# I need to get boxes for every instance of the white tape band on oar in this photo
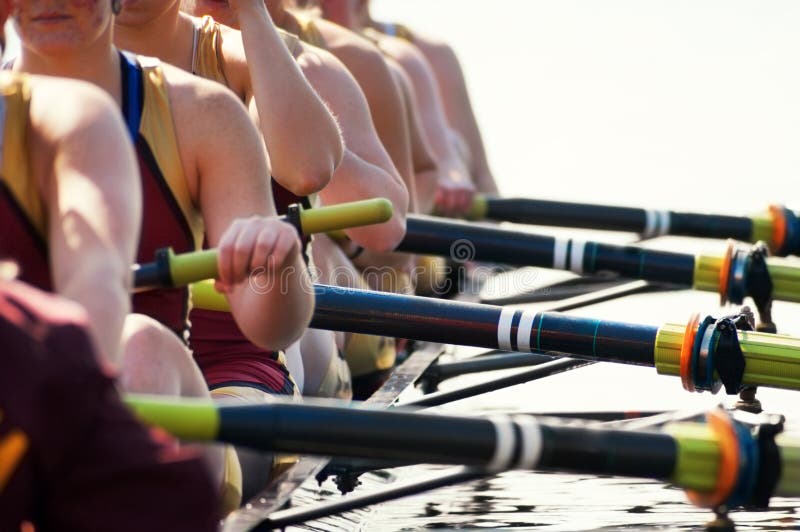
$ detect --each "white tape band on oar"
[497,308,515,351]
[569,240,585,274]
[516,311,537,353]
[658,211,671,236]
[553,238,569,270]
[512,415,543,470]
[644,210,671,238]
[643,210,657,238]
[487,415,516,472]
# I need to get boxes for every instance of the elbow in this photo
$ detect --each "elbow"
[285,168,333,197]
[356,213,406,253]
[280,148,341,197]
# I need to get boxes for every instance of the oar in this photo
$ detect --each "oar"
[130,236,800,396]
[133,198,392,290]
[126,395,800,510]
[395,215,800,321]
[466,196,800,257]
[179,279,800,395]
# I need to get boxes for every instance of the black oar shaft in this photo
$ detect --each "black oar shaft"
[482,198,754,242]
[310,285,659,367]
[398,216,696,285]
[220,403,498,465]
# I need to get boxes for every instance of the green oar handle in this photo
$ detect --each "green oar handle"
[430,194,490,220]
[694,254,800,303]
[126,394,220,441]
[654,323,800,390]
[300,197,393,235]
[133,198,393,290]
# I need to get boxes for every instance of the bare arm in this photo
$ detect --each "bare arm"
[171,73,313,350]
[414,36,499,195]
[379,36,475,216]
[35,80,141,366]
[387,55,439,215]
[225,4,343,195]
[320,26,417,212]
[299,46,408,251]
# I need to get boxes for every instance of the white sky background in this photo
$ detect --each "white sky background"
[371,1,800,213]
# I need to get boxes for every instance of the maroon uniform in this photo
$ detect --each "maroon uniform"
[188,16,300,396]
[0,280,217,531]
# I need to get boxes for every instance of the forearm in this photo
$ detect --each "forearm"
[238,6,342,194]
[228,254,313,350]
[57,258,129,365]
[320,149,408,251]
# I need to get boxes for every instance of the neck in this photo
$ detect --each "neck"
[114,8,194,72]
[16,30,122,105]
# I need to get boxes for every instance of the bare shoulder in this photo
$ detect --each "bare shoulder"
[25,74,126,145]
[405,32,462,72]
[315,21,396,86]
[158,62,250,136]
[294,41,359,91]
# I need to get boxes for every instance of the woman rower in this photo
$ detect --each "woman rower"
[182,0,412,397]
[0,1,217,525]
[12,0,314,513]
[114,0,348,498]
[358,0,500,196]
[303,0,481,216]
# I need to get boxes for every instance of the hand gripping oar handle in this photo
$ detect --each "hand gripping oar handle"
[125,395,800,510]
[192,283,800,392]
[133,198,393,290]
[464,196,800,256]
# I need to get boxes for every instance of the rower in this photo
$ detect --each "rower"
[0,277,217,531]
[12,0,314,513]
[359,0,500,196]
[114,0,345,499]
[183,0,411,398]
[282,0,473,295]
[306,0,479,217]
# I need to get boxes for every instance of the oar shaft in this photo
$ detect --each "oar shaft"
[396,216,800,303]
[126,395,800,503]
[398,216,694,284]
[309,285,800,392]
[473,197,798,255]
[310,285,659,365]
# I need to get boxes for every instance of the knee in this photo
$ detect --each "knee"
[119,314,194,395]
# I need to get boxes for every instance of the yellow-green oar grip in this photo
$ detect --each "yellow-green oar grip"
[124,394,220,441]
[169,249,219,288]
[465,195,489,220]
[191,279,231,312]
[301,198,393,235]
[654,323,800,391]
